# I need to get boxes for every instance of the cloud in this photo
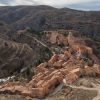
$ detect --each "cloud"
[0,0,35,5]
[67,1,100,10]
[0,0,100,10]
[0,4,5,6]
[5,0,94,6]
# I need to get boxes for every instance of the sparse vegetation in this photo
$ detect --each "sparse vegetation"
[0,5,100,100]
[27,28,45,37]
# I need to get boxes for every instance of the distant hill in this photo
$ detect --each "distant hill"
[0,5,100,36]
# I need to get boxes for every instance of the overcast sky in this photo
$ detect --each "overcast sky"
[0,0,100,11]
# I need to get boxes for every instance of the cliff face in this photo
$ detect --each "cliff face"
[0,30,99,99]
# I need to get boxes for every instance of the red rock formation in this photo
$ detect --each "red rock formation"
[67,30,100,64]
[48,54,59,64]
[0,30,100,98]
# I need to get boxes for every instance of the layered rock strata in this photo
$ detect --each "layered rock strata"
[0,30,99,98]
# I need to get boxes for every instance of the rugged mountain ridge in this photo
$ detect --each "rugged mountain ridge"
[0,5,100,36]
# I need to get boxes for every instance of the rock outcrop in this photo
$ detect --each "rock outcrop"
[0,30,99,98]
[67,30,100,64]
[0,38,34,78]
[44,30,69,45]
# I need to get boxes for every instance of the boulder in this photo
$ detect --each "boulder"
[53,61,62,69]
[48,54,59,64]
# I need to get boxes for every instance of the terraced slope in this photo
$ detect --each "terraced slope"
[0,38,34,78]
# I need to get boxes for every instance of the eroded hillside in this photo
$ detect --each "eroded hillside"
[0,38,34,78]
[0,5,100,37]
[0,30,99,100]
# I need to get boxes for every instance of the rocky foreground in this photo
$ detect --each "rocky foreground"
[0,30,100,100]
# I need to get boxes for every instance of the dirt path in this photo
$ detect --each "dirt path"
[49,80,100,100]
[25,34,55,54]
[64,82,100,100]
